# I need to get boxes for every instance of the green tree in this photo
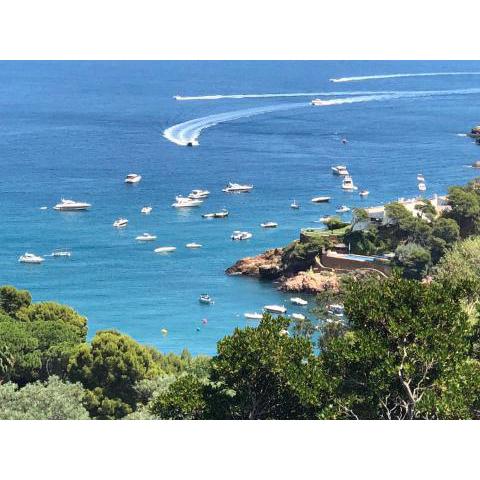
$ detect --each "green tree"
[394,242,431,279]
[446,186,480,237]
[0,286,31,317]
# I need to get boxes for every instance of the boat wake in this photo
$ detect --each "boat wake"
[164,88,480,146]
[330,72,480,83]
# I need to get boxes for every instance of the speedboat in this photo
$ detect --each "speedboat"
[336,205,350,213]
[311,98,330,106]
[222,182,253,193]
[199,294,214,305]
[53,199,91,211]
[51,249,71,257]
[188,189,210,199]
[291,297,308,306]
[154,246,176,253]
[113,218,128,228]
[359,190,369,197]
[231,230,253,241]
[331,165,349,176]
[244,312,263,320]
[125,173,142,184]
[311,196,331,203]
[19,252,44,264]
[417,174,425,182]
[260,221,278,228]
[291,313,306,321]
[141,206,152,214]
[418,182,427,192]
[342,176,358,191]
[263,305,287,314]
[214,209,229,218]
[171,196,203,208]
[186,242,202,248]
[290,200,300,209]
[136,233,157,241]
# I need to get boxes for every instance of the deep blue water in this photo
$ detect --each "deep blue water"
[1,61,480,355]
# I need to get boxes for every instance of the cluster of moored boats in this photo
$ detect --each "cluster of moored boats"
[243,297,312,323]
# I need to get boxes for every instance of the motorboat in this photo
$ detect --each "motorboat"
[342,176,358,191]
[51,249,71,257]
[19,252,44,264]
[311,196,331,203]
[141,206,152,214]
[222,182,253,193]
[231,231,253,241]
[125,173,142,184]
[113,218,128,228]
[202,213,215,218]
[290,200,300,209]
[186,242,202,248]
[263,305,287,314]
[417,174,425,182]
[188,189,210,199]
[136,233,157,241]
[53,199,91,211]
[336,205,350,213]
[291,313,306,321]
[244,312,263,320]
[260,221,278,228]
[359,190,369,197]
[161,328,168,335]
[311,98,330,106]
[40,206,48,210]
[341,138,348,144]
[291,297,308,306]
[331,165,349,176]
[327,304,345,317]
[154,246,176,253]
[199,294,214,305]
[171,196,203,208]
[214,209,229,218]
[418,182,427,192]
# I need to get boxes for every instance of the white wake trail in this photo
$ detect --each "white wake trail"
[330,72,480,83]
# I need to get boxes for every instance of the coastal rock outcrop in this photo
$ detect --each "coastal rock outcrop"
[278,270,340,294]
[225,248,284,278]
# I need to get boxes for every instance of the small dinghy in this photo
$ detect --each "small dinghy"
[154,246,176,253]
[260,221,278,228]
[136,233,157,241]
[141,206,152,214]
[359,190,369,197]
[113,218,128,228]
[199,294,214,305]
[311,196,331,203]
[186,242,202,248]
[231,231,253,240]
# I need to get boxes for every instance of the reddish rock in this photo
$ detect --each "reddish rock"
[225,248,283,278]
[279,270,340,294]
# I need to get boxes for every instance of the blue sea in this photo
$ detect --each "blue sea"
[1,61,479,355]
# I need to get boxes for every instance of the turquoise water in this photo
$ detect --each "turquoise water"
[1,61,480,354]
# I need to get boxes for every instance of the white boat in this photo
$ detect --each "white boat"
[188,189,210,199]
[417,174,425,182]
[260,221,278,228]
[51,249,71,257]
[199,294,214,304]
[331,165,349,176]
[186,242,202,248]
[315,216,332,224]
[291,297,308,306]
[154,246,176,253]
[341,138,348,144]
[311,98,330,106]
[231,231,253,241]
[39,206,48,210]
[136,233,157,241]
[125,173,142,184]
[214,209,229,218]
[53,199,91,211]
[311,196,331,203]
[342,176,358,191]
[291,313,306,321]
[244,312,263,320]
[202,213,215,218]
[359,190,369,197]
[222,182,253,193]
[418,182,427,191]
[141,206,152,214]
[171,196,203,208]
[113,218,128,228]
[19,252,44,264]
[263,305,287,314]
[327,304,345,317]
[290,200,300,209]
[336,205,350,213]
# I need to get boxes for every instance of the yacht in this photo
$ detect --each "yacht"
[222,182,253,193]
[291,297,308,306]
[260,221,278,228]
[263,305,287,314]
[311,98,330,106]
[336,205,350,213]
[141,206,152,214]
[331,165,349,176]
[188,189,210,199]
[125,173,142,184]
[290,200,300,209]
[342,176,358,191]
[199,294,214,305]
[359,190,369,197]
[244,312,263,320]
[51,249,71,257]
[19,252,44,264]
[136,233,157,241]
[53,199,91,211]
[291,313,306,321]
[154,246,176,253]
[231,230,253,241]
[418,182,427,192]
[171,196,203,208]
[417,174,425,182]
[113,218,128,228]
[186,242,202,248]
[311,196,331,203]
